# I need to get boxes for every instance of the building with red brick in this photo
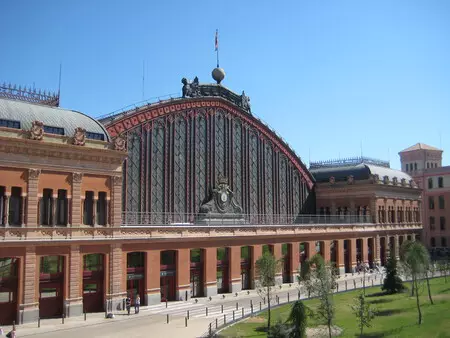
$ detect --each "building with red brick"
[400,143,450,256]
[0,74,421,326]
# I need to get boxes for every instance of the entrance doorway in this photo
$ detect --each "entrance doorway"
[282,244,291,283]
[160,251,176,302]
[190,249,203,298]
[127,252,145,306]
[39,256,64,319]
[83,254,104,313]
[380,237,386,266]
[344,240,351,273]
[217,248,229,294]
[240,246,251,290]
[0,257,18,325]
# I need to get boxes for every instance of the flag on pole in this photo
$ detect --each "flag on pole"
[215,29,219,51]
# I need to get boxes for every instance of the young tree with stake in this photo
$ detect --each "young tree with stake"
[256,251,282,332]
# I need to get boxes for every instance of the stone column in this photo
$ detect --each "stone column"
[26,169,40,227]
[307,241,316,259]
[106,198,111,226]
[229,246,242,293]
[395,235,400,259]
[374,235,381,265]
[52,193,57,226]
[93,197,98,226]
[336,240,345,275]
[145,250,161,304]
[251,245,262,288]
[322,240,331,263]
[4,193,10,226]
[21,193,27,226]
[362,238,369,265]
[66,245,83,317]
[203,247,217,297]
[272,243,283,285]
[177,248,191,300]
[370,198,378,223]
[20,246,39,323]
[289,242,300,283]
[67,197,72,226]
[111,176,123,227]
[106,243,125,311]
[72,173,82,227]
[80,197,85,225]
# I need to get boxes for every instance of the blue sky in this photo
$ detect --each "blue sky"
[1,0,450,169]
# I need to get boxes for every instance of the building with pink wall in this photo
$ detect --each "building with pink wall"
[400,143,450,257]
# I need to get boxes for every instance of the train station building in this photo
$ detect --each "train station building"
[0,72,422,325]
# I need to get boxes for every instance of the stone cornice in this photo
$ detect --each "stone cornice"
[0,223,423,245]
[0,136,126,165]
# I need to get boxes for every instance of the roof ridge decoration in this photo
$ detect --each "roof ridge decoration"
[181,76,251,113]
[310,156,390,169]
[0,83,59,107]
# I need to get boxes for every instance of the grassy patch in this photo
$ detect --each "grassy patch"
[220,277,450,337]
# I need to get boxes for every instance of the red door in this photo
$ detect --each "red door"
[0,277,17,325]
[83,271,104,313]
[39,280,63,318]
[160,274,175,302]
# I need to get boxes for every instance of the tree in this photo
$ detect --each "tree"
[381,253,404,294]
[268,319,291,338]
[400,240,432,325]
[287,301,309,338]
[255,251,282,332]
[301,254,336,338]
[351,292,376,337]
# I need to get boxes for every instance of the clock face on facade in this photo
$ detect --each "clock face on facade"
[220,192,228,202]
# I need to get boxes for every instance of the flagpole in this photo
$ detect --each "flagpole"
[215,29,220,67]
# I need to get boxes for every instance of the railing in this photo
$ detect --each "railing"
[121,212,372,226]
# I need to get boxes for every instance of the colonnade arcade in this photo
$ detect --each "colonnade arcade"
[0,232,418,325]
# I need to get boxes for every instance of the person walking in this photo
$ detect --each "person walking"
[135,294,140,314]
[126,295,131,315]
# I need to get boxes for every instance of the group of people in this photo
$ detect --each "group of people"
[125,294,141,315]
[354,261,382,274]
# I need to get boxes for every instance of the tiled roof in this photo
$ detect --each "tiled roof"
[0,98,110,141]
[311,163,412,183]
[399,143,441,153]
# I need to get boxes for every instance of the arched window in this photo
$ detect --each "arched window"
[430,237,436,247]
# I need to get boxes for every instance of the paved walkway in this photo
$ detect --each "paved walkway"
[0,271,386,338]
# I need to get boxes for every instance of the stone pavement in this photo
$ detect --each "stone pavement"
[0,271,386,338]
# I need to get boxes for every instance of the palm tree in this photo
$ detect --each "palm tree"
[287,300,309,338]
[400,240,432,325]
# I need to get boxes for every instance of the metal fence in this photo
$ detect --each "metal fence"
[121,212,372,226]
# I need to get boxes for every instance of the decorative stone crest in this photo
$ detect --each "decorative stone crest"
[197,176,244,224]
[181,77,201,98]
[30,121,44,140]
[371,174,379,183]
[409,179,417,188]
[383,175,389,184]
[72,172,83,183]
[329,176,336,185]
[392,177,398,185]
[401,178,407,186]
[28,168,41,179]
[73,127,86,146]
[347,175,354,184]
[114,135,126,151]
